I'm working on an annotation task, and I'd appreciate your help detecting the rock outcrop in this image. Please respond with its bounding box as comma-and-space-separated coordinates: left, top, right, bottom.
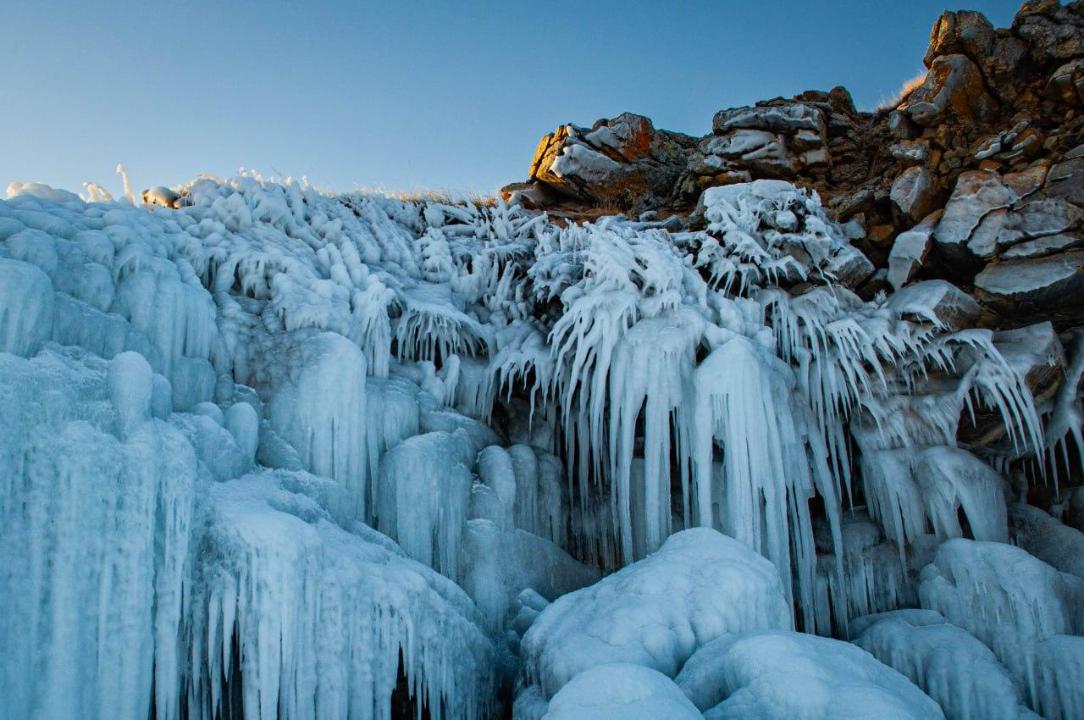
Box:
502, 0, 1084, 331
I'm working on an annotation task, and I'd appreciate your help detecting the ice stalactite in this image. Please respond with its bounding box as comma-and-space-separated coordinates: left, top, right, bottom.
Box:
187, 471, 496, 720
853, 611, 1038, 720
268, 332, 368, 523
918, 539, 1084, 716
376, 430, 474, 578
0, 349, 198, 720
687, 333, 842, 628
607, 310, 703, 561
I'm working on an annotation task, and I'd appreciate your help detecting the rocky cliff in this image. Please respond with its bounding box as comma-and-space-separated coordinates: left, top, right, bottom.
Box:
504, 0, 1084, 332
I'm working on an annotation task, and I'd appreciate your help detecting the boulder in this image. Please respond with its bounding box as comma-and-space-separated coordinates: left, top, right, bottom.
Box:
934, 171, 1019, 256
1045, 156, 1084, 207
900, 54, 996, 127
684, 100, 833, 189
924, 10, 995, 68
890, 166, 939, 223
520, 113, 696, 211
888, 210, 940, 290
975, 249, 1084, 328
1048, 58, 1084, 106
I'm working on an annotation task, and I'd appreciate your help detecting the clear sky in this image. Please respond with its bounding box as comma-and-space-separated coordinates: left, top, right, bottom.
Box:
1, 0, 1023, 198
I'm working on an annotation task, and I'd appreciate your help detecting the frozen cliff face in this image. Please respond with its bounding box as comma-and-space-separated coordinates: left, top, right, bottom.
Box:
0, 171, 1081, 719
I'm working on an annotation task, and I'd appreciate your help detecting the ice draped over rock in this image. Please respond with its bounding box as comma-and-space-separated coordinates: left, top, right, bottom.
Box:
0, 169, 1079, 719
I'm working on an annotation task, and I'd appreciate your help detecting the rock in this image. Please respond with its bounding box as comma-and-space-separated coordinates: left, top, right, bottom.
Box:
1013, 0, 1084, 66
996, 198, 1083, 249
524, 113, 695, 210
690, 100, 834, 185
886, 279, 981, 330
826, 244, 876, 289
713, 103, 825, 135
1048, 59, 1084, 106
966, 208, 1010, 259
888, 210, 940, 290
889, 141, 929, 165
890, 166, 939, 223
975, 249, 1084, 328
901, 54, 996, 127
1045, 157, 1084, 206
1002, 232, 1083, 259
924, 10, 995, 68
934, 171, 1018, 256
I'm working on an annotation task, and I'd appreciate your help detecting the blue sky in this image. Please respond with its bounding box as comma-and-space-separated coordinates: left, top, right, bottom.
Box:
1, 0, 1022, 197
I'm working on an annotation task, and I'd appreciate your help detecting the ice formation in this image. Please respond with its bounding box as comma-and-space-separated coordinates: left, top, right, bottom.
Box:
853, 610, 1037, 720
1, 171, 1081, 718
520, 528, 792, 699
674, 630, 945, 719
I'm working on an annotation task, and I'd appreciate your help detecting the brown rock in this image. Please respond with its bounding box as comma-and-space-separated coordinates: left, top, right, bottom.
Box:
924, 10, 995, 67
886, 279, 981, 330
1049, 59, 1084, 107
901, 54, 996, 127
526, 113, 696, 209
888, 210, 941, 290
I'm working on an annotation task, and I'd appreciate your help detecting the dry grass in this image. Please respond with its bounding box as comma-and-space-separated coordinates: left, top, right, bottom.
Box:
873, 69, 929, 112
381, 187, 498, 208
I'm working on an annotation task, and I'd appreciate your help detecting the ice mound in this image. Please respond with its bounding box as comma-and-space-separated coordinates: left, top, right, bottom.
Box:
675, 630, 944, 719
520, 528, 792, 698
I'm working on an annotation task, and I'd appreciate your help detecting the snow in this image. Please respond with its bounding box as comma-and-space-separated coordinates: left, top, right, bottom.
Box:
521, 528, 792, 698
675, 630, 945, 719
542, 663, 702, 720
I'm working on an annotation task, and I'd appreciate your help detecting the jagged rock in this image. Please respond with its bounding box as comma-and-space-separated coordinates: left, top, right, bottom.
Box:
713, 103, 825, 135
934, 171, 1019, 256
975, 249, 1084, 327
1012, 0, 1084, 66
691, 100, 832, 185
699, 130, 795, 178
900, 54, 996, 127
885, 279, 981, 330
1048, 59, 1084, 106
888, 210, 940, 290
517, 113, 695, 211
974, 119, 1044, 166
924, 10, 995, 67
890, 166, 939, 223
